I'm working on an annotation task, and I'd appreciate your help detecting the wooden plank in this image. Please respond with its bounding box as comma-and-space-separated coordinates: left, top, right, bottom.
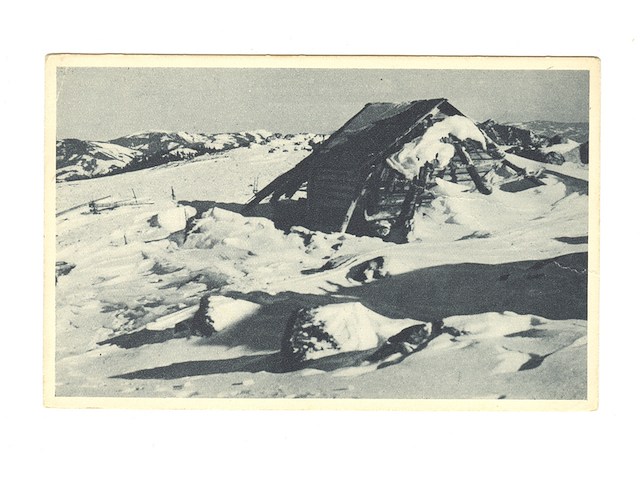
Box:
339, 170, 375, 234
56, 195, 111, 217
455, 144, 492, 195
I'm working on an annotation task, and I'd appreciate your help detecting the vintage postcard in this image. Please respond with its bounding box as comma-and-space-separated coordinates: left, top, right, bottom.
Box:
44, 55, 599, 409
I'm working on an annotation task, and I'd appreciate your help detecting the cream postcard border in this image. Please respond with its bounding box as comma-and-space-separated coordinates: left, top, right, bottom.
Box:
44, 54, 600, 410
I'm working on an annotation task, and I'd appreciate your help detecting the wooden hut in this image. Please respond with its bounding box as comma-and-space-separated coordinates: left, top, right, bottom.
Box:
244, 99, 503, 238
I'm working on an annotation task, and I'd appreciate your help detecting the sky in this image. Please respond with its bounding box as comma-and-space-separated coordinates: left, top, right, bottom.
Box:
56, 67, 590, 140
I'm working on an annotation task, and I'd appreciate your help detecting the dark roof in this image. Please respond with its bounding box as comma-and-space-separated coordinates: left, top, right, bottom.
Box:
318, 99, 447, 169
245, 99, 457, 209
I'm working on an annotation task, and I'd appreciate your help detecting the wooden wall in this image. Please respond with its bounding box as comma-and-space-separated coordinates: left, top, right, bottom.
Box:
306, 168, 365, 232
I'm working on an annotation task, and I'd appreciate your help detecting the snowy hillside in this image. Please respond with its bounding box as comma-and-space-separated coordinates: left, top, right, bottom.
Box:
56, 131, 327, 181
54, 135, 590, 400
56, 139, 143, 181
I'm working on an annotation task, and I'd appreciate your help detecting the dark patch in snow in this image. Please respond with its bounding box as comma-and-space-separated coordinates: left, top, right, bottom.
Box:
456, 231, 492, 241
555, 235, 588, 245
505, 328, 551, 338
157, 270, 227, 291
366, 320, 455, 366
98, 326, 188, 349
148, 214, 160, 227
347, 256, 389, 282
499, 177, 547, 193
149, 260, 184, 275
113, 353, 283, 379
55, 261, 75, 284
518, 353, 549, 371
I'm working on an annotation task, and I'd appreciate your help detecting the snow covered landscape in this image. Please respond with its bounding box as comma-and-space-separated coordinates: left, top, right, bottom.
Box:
53, 117, 591, 401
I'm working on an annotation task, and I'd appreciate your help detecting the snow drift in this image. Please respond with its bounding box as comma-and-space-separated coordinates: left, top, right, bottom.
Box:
386, 115, 487, 179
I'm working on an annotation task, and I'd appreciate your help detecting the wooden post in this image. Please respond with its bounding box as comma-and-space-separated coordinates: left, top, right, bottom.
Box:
339, 169, 376, 234
502, 159, 526, 176
502, 159, 545, 186
456, 144, 492, 195
449, 163, 458, 183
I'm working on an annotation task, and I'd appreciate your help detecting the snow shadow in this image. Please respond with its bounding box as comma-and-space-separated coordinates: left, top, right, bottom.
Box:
113, 349, 376, 380
331, 252, 588, 322
499, 177, 545, 193
555, 235, 588, 245
114, 353, 282, 379
112, 252, 587, 379
98, 327, 187, 349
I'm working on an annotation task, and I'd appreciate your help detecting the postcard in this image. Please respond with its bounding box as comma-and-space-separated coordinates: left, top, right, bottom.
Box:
45, 55, 599, 409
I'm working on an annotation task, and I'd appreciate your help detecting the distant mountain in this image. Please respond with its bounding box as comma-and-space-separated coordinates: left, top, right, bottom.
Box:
505, 121, 589, 144
476, 119, 590, 165
56, 139, 144, 181
56, 131, 327, 182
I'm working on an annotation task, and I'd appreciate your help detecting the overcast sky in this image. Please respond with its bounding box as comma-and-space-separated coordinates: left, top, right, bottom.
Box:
57, 67, 589, 140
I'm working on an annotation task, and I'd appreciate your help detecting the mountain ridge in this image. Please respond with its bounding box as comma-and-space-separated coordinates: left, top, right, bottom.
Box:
56, 120, 589, 182
56, 130, 327, 182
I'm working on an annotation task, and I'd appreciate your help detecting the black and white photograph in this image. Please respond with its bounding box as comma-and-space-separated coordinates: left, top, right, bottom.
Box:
45, 55, 598, 408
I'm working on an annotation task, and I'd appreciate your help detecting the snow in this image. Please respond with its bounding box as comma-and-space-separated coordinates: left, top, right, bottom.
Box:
503, 152, 589, 182
386, 115, 487, 178
202, 295, 262, 332
145, 305, 199, 331
156, 205, 197, 233
246, 129, 273, 139
176, 131, 210, 144
541, 139, 580, 155
91, 141, 140, 160
53, 136, 590, 400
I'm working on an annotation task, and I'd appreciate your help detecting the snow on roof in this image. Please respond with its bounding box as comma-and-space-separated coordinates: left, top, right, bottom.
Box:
318, 99, 449, 169
386, 115, 488, 179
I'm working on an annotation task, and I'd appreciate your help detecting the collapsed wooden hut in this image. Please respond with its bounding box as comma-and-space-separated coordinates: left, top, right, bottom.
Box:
244, 99, 503, 239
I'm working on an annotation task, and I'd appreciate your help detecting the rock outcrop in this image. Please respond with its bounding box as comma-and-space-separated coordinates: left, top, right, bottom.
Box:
190, 294, 261, 337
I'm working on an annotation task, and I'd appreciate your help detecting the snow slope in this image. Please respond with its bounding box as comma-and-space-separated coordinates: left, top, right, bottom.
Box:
54, 142, 590, 400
